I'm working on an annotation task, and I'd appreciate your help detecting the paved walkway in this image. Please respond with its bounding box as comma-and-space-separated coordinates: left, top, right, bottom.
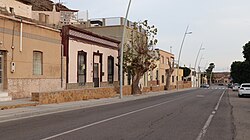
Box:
228, 89, 250, 140
0, 88, 195, 123
0, 98, 38, 110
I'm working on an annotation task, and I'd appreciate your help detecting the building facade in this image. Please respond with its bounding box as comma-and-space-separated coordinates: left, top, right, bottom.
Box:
0, 14, 64, 100
0, 0, 32, 18
77, 17, 149, 87
62, 25, 120, 89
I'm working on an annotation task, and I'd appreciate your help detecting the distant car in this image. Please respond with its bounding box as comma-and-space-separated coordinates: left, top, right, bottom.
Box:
238, 83, 250, 97
200, 84, 210, 88
228, 83, 233, 88
232, 83, 240, 91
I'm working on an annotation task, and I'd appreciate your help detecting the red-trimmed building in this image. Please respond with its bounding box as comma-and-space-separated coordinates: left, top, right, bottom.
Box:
62, 25, 120, 89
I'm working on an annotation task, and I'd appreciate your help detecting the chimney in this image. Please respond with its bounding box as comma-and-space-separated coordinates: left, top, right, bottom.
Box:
52, 4, 56, 12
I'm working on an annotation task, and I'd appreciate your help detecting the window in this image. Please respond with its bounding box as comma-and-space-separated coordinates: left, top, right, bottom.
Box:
161, 56, 164, 64
162, 75, 164, 83
108, 56, 114, 84
78, 51, 87, 85
9, 7, 14, 14
156, 70, 159, 85
172, 76, 174, 83
33, 51, 43, 75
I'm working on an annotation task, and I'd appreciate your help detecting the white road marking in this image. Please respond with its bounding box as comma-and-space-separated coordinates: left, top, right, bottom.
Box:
196, 90, 226, 140
41, 94, 192, 140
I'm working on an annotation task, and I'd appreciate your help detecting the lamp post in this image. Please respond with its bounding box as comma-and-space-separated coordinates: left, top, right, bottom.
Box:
177, 25, 192, 90
120, 0, 132, 99
194, 43, 205, 87
197, 56, 204, 87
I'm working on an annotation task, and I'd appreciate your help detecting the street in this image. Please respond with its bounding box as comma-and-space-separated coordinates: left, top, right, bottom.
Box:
0, 88, 235, 140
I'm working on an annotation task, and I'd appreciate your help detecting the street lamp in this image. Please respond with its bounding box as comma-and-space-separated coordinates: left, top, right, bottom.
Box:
194, 43, 205, 87
177, 25, 192, 90
194, 43, 205, 70
197, 55, 204, 87
120, 0, 132, 99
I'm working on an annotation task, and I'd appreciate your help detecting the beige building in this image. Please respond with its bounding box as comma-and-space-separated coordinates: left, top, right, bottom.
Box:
62, 25, 120, 89
32, 5, 81, 27
151, 49, 175, 87
0, 0, 32, 18
0, 13, 64, 100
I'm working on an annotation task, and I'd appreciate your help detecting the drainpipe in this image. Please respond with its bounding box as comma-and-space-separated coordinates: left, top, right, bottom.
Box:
61, 44, 63, 88
20, 18, 23, 52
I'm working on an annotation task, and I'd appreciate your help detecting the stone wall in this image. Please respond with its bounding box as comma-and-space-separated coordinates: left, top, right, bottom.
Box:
32, 87, 117, 104
8, 78, 65, 99
32, 82, 192, 104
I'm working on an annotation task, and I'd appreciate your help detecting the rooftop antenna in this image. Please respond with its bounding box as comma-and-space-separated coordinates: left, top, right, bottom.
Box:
170, 46, 172, 53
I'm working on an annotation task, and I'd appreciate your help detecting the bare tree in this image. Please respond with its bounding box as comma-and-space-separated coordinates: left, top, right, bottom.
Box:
165, 57, 174, 90
123, 20, 159, 94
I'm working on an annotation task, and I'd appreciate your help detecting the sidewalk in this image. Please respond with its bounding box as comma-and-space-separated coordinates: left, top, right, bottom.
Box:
0, 98, 38, 110
0, 88, 194, 123
228, 89, 250, 140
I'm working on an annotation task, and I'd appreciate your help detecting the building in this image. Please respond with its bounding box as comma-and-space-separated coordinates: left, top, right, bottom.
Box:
61, 25, 120, 89
32, 5, 84, 27
76, 17, 149, 87
0, 0, 32, 18
212, 72, 230, 85
150, 49, 174, 88
0, 13, 64, 101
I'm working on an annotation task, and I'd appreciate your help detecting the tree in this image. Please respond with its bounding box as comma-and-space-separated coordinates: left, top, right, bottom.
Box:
231, 61, 250, 84
123, 20, 159, 94
230, 41, 250, 83
243, 41, 250, 61
180, 67, 191, 78
206, 63, 215, 85
165, 57, 174, 90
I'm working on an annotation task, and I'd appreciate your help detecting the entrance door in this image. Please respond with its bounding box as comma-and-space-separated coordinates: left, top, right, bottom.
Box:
0, 54, 3, 91
93, 63, 99, 87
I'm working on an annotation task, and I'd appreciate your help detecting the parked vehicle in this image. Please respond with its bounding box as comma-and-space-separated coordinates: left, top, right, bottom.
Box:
228, 83, 233, 88
232, 83, 240, 91
200, 84, 210, 88
238, 83, 250, 97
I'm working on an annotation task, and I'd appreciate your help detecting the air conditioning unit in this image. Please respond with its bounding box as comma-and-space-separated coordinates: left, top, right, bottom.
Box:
10, 62, 15, 73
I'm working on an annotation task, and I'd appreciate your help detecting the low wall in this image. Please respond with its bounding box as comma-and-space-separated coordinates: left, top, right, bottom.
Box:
8, 78, 65, 99
32, 83, 191, 104
32, 87, 118, 104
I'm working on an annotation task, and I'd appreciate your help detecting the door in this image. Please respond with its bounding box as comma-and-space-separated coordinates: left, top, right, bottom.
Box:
93, 63, 99, 87
0, 54, 3, 91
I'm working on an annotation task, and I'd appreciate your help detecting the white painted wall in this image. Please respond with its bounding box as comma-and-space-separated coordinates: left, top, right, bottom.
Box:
68, 39, 118, 83
0, 0, 32, 18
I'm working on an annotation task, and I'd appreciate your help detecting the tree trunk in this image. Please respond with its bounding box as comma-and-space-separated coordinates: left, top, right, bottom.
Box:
166, 74, 171, 90
131, 74, 142, 95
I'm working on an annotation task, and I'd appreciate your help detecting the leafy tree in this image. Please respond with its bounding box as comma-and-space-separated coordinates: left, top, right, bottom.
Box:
180, 67, 191, 77
230, 41, 250, 83
123, 20, 159, 94
231, 61, 250, 83
243, 41, 250, 61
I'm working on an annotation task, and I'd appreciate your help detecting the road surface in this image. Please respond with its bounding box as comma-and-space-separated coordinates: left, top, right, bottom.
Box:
0, 88, 234, 140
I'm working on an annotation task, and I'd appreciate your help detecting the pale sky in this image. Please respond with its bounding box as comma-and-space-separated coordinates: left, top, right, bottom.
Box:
63, 0, 250, 72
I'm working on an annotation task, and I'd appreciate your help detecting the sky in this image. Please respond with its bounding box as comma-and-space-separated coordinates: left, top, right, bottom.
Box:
61, 0, 250, 72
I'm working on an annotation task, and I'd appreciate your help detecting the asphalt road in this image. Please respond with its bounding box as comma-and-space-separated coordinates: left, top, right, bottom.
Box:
0, 88, 234, 140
